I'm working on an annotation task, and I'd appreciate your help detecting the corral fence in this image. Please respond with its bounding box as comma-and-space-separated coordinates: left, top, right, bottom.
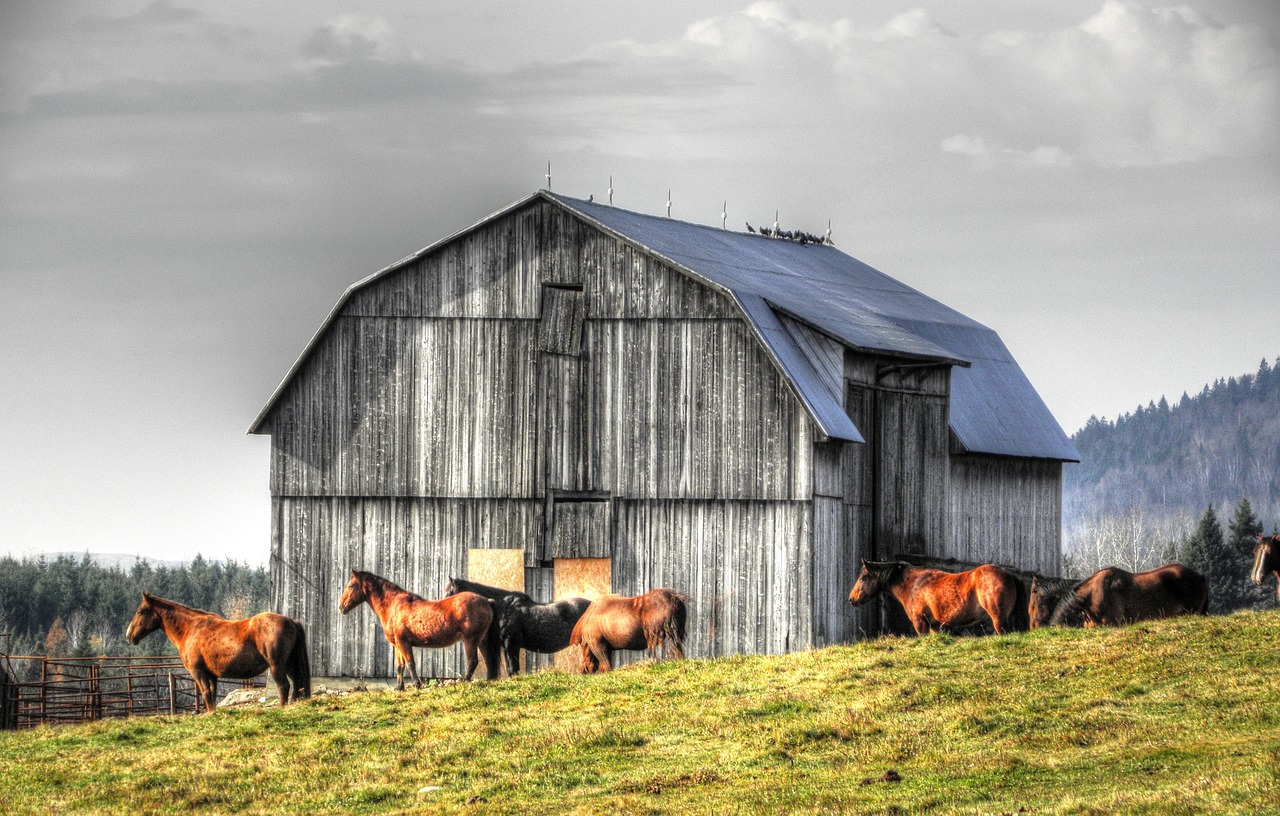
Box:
0, 640, 262, 729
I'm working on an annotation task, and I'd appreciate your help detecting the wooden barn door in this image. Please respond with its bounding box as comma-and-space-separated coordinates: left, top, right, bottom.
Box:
847, 371, 950, 637
538, 283, 591, 494
845, 383, 882, 637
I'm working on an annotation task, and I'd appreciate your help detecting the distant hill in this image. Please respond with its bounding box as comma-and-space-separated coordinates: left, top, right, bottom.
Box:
1064, 356, 1280, 530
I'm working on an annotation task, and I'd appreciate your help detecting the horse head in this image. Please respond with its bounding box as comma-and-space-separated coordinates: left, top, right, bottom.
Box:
338, 569, 369, 614
126, 592, 162, 644
848, 560, 903, 606
443, 577, 461, 597
1252, 536, 1280, 593
1027, 577, 1081, 628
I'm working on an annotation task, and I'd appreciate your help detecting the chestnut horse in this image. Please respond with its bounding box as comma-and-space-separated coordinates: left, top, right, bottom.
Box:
338, 569, 495, 689
848, 560, 1028, 635
569, 589, 687, 673
1250, 535, 1280, 601
126, 593, 311, 712
1030, 564, 1208, 628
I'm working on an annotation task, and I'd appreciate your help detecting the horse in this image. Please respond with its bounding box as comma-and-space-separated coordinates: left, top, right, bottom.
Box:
1030, 564, 1208, 628
1250, 536, 1280, 601
1028, 575, 1083, 628
126, 593, 311, 712
569, 589, 688, 673
444, 577, 591, 676
338, 569, 496, 689
847, 560, 1028, 635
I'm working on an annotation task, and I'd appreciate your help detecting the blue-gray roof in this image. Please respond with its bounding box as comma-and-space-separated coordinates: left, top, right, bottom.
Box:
550, 192, 1078, 462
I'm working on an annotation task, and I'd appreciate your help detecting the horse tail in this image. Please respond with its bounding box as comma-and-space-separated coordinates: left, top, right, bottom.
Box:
1011, 575, 1030, 632
569, 609, 588, 646
289, 622, 312, 700
662, 594, 688, 659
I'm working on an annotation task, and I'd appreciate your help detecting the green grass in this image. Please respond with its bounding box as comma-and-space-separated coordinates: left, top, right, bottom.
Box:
3, 611, 1279, 815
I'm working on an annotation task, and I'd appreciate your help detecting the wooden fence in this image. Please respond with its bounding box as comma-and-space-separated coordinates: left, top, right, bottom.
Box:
0, 653, 261, 729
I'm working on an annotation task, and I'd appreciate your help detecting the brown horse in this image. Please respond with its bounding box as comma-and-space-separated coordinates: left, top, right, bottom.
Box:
1032, 564, 1208, 628
1251, 535, 1280, 601
338, 569, 496, 689
126, 593, 311, 712
848, 560, 1028, 635
569, 589, 688, 673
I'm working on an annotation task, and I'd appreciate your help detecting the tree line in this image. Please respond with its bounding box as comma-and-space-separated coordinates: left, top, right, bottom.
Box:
0, 554, 270, 662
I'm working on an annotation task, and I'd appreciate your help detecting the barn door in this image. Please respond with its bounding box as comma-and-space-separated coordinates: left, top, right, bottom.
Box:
538, 283, 592, 492
847, 373, 950, 636
844, 383, 881, 637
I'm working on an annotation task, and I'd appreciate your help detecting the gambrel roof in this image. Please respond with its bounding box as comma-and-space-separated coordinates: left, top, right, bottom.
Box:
250, 191, 1078, 462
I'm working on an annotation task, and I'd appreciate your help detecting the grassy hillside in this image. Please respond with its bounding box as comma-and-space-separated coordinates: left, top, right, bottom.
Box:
2, 612, 1278, 815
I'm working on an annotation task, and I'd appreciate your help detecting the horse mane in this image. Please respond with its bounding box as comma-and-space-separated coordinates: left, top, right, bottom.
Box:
354, 570, 405, 594
144, 594, 218, 618
1046, 581, 1088, 626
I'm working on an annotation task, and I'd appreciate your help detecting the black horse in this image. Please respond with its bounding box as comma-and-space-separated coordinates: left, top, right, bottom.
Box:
1029, 576, 1087, 628
444, 577, 591, 676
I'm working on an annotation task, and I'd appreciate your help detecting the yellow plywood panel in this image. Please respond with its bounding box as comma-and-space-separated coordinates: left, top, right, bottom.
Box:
467, 549, 525, 677
553, 557, 612, 672
467, 548, 525, 593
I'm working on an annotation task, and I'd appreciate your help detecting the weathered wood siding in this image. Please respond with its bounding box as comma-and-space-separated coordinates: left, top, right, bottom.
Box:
946, 455, 1062, 575
263, 200, 823, 675
612, 500, 813, 662
271, 496, 540, 679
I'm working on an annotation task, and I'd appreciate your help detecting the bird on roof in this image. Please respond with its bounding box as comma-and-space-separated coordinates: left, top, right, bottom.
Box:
587, 194, 593, 203
745, 222, 756, 234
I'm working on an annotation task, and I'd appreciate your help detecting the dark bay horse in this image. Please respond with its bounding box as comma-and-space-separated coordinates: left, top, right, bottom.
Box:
444, 577, 591, 676
338, 569, 496, 689
569, 589, 688, 673
848, 560, 1028, 635
126, 593, 311, 712
1030, 564, 1208, 628
1250, 536, 1280, 601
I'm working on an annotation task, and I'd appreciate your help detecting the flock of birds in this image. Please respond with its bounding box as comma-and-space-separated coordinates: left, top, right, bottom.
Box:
745, 221, 833, 246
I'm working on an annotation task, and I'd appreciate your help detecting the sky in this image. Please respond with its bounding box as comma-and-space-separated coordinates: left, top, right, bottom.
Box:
2, 1, 1277, 565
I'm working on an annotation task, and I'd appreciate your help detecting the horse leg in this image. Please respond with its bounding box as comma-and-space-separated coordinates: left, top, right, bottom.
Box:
402, 645, 425, 689
909, 614, 931, 636
393, 646, 409, 692
195, 671, 218, 713
592, 642, 613, 673
503, 639, 520, 677
462, 637, 481, 682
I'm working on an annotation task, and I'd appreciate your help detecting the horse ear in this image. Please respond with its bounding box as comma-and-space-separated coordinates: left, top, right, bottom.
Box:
142, 591, 153, 602
351, 568, 359, 577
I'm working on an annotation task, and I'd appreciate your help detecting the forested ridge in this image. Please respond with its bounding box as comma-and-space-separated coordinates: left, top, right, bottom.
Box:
1066, 355, 1280, 523
0, 553, 269, 661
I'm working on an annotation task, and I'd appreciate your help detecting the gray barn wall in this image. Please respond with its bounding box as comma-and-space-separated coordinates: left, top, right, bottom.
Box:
262, 200, 820, 675
946, 455, 1063, 575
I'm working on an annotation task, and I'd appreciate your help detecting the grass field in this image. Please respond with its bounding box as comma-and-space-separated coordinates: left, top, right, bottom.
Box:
2, 611, 1278, 815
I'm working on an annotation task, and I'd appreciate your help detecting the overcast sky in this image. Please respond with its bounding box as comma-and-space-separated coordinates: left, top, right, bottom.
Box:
2, 1, 1277, 565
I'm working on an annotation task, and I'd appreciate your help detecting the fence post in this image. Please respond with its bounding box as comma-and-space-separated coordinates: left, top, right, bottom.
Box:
167, 673, 175, 716
39, 659, 47, 726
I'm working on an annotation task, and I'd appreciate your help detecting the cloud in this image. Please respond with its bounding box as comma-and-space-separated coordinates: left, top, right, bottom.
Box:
14, 1, 1280, 173
73, 1, 200, 32
300, 15, 395, 64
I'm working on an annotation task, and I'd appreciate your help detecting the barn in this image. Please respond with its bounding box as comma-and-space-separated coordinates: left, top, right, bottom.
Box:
248, 191, 1079, 678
